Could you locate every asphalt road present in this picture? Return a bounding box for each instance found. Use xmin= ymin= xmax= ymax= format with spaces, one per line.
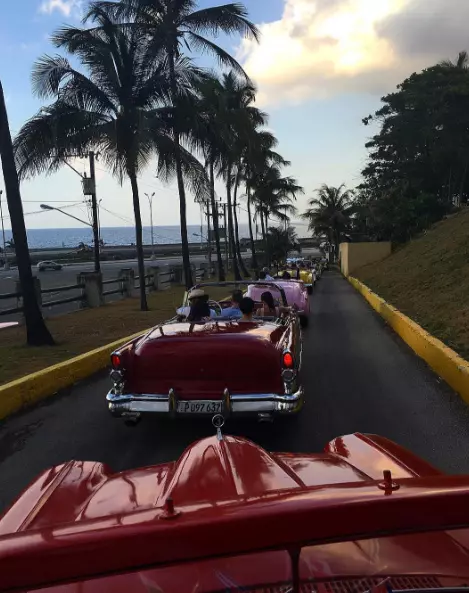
xmin=0 ymin=255 xmax=215 ymax=322
xmin=2 ymin=270 xmax=468 ymax=513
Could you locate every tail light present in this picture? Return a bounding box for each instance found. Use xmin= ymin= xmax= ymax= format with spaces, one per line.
xmin=283 ymin=351 xmax=294 ymax=368
xmin=111 ymin=353 xmax=121 ymax=369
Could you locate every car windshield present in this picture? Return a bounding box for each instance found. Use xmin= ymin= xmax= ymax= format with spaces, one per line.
xmin=14 ymin=531 xmax=469 ymax=593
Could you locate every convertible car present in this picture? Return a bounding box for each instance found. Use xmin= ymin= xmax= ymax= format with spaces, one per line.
xmin=106 ymin=282 xmax=303 ymax=425
xmin=249 ymin=278 xmax=310 ymax=327
xmin=2 ymin=426 xmax=469 ymax=593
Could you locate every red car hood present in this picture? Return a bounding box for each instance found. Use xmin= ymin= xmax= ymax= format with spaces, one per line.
xmin=2 ymin=433 xmax=469 ymax=592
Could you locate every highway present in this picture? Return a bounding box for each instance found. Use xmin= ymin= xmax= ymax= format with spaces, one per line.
xmin=2 ymin=270 xmax=469 ymax=513
xmin=0 ymin=255 xmax=213 ymax=322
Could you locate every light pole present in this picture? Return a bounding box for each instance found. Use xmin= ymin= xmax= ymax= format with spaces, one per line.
xmin=0 ymin=189 xmax=8 ymax=270
xmin=145 ymin=192 xmax=155 ymax=260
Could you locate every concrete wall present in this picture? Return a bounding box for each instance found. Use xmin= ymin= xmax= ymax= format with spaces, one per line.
xmin=340 ymin=242 xmax=391 ymax=276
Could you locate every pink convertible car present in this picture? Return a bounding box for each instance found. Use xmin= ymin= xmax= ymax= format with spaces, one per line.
xmin=247 ymin=279 xmax=310 ymax=328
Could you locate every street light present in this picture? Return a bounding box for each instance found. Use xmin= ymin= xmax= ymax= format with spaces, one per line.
xmin=0 ymin=189 xmax=9 ymax=270
xmin=40 ymin=204 xmax=92 ymax=227
xmin=193 ymin=232 xmax=208 ymax=242
xmin=145 ymin=192 xmax=156 ymax=260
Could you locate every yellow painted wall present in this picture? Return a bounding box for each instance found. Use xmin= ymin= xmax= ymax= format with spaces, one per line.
xmin=340 ymin=242 xmax=391 ymax=276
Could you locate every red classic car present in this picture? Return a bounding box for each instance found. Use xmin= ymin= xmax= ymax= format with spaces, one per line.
xmin=2 ymin=426 xmax=469 ymax=593
xmin=106 ymin=282 xmax=303 ymax=425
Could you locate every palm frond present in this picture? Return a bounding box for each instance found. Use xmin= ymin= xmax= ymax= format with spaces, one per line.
xmin=183 ymin=4 xmax=260 ymax=42
xmin=185 ymin=32 xmax=249 ymax=79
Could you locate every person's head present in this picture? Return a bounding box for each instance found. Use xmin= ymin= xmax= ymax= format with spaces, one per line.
xmin=188 ymin=287 xmax=206 ymax=305
xmin=261 ymin=291 xmax=276 ymax=311
xmin=231 ymin=289 xmax=243 ymax=307
xmin=258 ymin=270 xmax=267 ymax=280
xmin=262 ymin=267 xmax=270 ymax=275
xmin=282 ymin=271 xmax=291 ymax=279
xmin=187 ymin=299 xmax=210 ymax=322
xmin=239 ymin=297 xmax=255 ymax=320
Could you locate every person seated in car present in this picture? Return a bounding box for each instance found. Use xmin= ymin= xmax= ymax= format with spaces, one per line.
xmin=177 ymin=288 xmax=218 ymax=319
xmin=187 ymin=299 xmax=212 ymax=322
xmin=259 ymin=291 xmax=279 ymax=317
xmin=258 ymin=291 xmax=291 ymax=318
xmin=239 ymin=297 xmax=256 ymax=322
xmin=281 ymin=270 xmax=291 ymax=280
xmin=218 ymin=289 xmax=243 ymax=319
xmin=262 ymin=267 xmax=274 ymax=281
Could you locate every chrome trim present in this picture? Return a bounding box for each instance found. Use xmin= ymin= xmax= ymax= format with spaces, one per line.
xmin=110 ymin=370 xmax=124 ymax=384
xmin=106 ymin=387 xmax=304 ymax=417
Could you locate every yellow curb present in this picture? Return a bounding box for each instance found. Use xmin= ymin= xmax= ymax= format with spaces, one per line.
xmin=348 ymin=276 xmax=469 ymax=405
xmin=0 ymin=329 xmax=150 ymax=421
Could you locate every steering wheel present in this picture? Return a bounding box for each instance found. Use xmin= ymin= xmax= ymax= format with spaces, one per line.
xmin=208 ymin=300 xmax=223 ymax=316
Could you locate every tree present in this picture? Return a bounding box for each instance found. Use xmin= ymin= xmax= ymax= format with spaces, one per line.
xmin=14 ymin=7 xmax=204 ymax=310
xmin=250 ymin=165 xmax=302 ymax=264
xmin=266 ymin=225 xmax=300 ymax=264
xmin=302 ymin=184 xmax=355 ymax=254
xmin=359 ymin=54 xmax=469 ymax=240
xmin=0 ymin=80 xmax=54 ymax=346
xmin=88 ymin=0 xmax=259 ymax=287
xmin=241 ymin=130 xmax=289 ymax=270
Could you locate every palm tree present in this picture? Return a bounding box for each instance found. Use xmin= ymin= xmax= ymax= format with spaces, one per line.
xmin=0 ymin=80 xmax=54 ymax=346
xmin=14 ymin=7 xmax=205 ymax=310
xmin=302 ymin=184 xmax=355 ymax=256
xmin=86 ymin=0 xmax=259 ymax=287
xmin=217 ymin=72 xmax=266 ymax=280
xmin=250 ymin=165 xmax=303 ymax=264
xmin=266 ymin=225 xmax=300 ymax=263
xmin=242 ymin=130 xmax=289 ymax=269
xmin=439 ymin=50 xmax=469 ymax=70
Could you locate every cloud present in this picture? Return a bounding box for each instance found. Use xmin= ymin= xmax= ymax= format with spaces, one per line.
xmin=38 ymin=0 xmax=82 ymax=17
xmin=240 ymin=0 xmax=469 ymax=107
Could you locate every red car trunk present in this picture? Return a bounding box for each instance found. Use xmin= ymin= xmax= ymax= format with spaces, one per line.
xmin=125 ymin=321 xmax=286 ymax=399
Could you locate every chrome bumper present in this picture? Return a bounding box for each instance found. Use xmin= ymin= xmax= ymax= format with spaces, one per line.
xmin=106 ymin=387 xmax=304 ymax=418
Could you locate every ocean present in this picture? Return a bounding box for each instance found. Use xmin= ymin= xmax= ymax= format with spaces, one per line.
xmin=1 ymin=223 xmax=309 ymax=249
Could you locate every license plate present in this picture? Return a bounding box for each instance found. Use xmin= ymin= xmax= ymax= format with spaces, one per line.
xmin=177 ymin=400 xmax=223 ymax=414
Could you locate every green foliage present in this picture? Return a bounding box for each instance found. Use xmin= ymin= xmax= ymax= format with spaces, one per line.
xmin=266 ymin=226 xmax=300 ymax=263
xmin=301 ymin=184 xmax=354 ymax=248
xmin=358 ymin=52 xmax=469 ymax=242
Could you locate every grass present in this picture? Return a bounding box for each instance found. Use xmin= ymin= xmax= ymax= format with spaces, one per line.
xmin=355 ymin=208 xmax=469 ymax=360
xmin=0 ymin=282 xmax=236 ymax=386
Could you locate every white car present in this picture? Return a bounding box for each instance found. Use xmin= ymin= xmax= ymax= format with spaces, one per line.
xmin=37 ymin=261 xmax=63 ymax=272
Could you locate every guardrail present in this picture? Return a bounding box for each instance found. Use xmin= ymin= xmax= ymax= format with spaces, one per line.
xmin=102 ymin=277 xmax=125 ymax=298
xmin=0 ymin=263 xmax=213 ymax=320
xmin=134 ymin=274 xmax=153 ymax=291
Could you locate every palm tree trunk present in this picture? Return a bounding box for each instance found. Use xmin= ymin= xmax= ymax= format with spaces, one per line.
xmin=209 ymin=161 xmax=225 ymax=281
xmin=226 ymin=161 xmax=241 ymax=280
xmin=232 ymin=171 xmax=249 ymax=277
xmin=168 ymin=50 xmax=193 ymax=289
xmin=260 ymin=210 xmax=267 ymax=266
xmin=0 ymin=80 xmax=54 ymax=346
xmin=246 ymin=187 xmax=258 ymax=270
xmin=128 ymin=170 xmax=148 ymax=311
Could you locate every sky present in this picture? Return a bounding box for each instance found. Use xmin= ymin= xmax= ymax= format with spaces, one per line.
xmin=0 ymin=0 xmax=468 ymax=231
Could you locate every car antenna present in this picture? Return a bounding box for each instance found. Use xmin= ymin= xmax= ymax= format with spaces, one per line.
xmin=212 ymin=414 xmax=225 ymax=441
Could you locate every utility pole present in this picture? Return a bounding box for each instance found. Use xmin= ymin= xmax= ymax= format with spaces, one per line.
xmin=222 ymin=202 xmax=229 ymax=272
xmin=205 ymin=199 xmax=212 ymax=273
xmin=145 ymin=192 xmax=155 ymax=259
xmin=88 ymin=151 xmax=100 ymax=273
xmin=0 ymin=189 xmax=8 ymax=270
